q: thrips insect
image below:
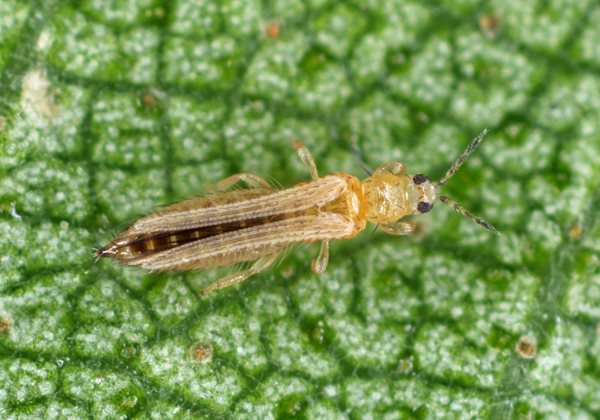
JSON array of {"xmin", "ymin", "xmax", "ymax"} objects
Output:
[{"xmin": 97, "ymin": 130, "xmax": 499, "ymax": 295}]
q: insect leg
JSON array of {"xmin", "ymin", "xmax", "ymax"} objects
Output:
[
  {"xmin": 200, "ymin": 253, "xmax": 279, "ymax": 296},
  {"xmin": 373, "ymin": 161, "xmax": 406, "ymax": 176},
  {"xmin": 292, "ymin": 140, "xmax": 319, "ymax": 180},
  {"xmin": 204, "ymin": 173, "xmax": 273, "ymax": 192},
  {"xmin": 311, "ymin": 240, "xmax": 329, "ymax": 274},
  {"xmin": 380, "ymin": 221, "xmax": 415, "ymax": 236}
]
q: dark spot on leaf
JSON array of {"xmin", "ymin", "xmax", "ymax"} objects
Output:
[
  {"xmin": 0, "ymin": 318, "xmax": 11, "ymax": 336},
  {"xmin": 479, "ymin": 15, "xmax": 500, "ymax": 37},
  {"xmin": 515, "ymin": 335, "xmax": 537, "ymax": 359},
  {"xmin": 189, "ymin": 342, "xmax": 213, "ymax": 364},
  {"xmin": 139, "ymin": 89, "xmax": 163, "ymax": 113},
  {"xmin": 120, "ymin": 345, "xmax": 138, "ymax": 360},
  {"xmin": 569, "ymin": 225, "xmax": 582, "ymax": 238},
  {"xmin": 265, "ymin": 21, "xmax": 281, "ymax": 39}
]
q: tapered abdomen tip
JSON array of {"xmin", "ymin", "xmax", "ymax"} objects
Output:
[{"xmin": 96, "ymin": 243, "xmax": 118, "ymax": 259}]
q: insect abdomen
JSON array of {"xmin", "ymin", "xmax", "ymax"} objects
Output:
[{"xmin": 97, "ymin": 213, "xmax": 302, "ymax": 262}]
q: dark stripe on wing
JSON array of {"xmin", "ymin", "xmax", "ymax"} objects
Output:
[{"xmin": 98, "ymin": 213, "xmax": 303, "ymax": 261}]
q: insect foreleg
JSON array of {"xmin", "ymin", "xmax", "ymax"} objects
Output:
[
  {"xmin": 203, "ymin": 173, "xmax": 273, "ymax": 192},
  {"xmin": 380, "ymin": 221, "xmax": 415, "ymax": 236},
  {"xmin": 311, "ymin": 240, "xmax": 330, "ymax": 274},
  {"xmin": 292, "ymin": 140, "xmax": 319, "ymax": 180},
  {"xmin": 374, "ymin": 161, "xmax": 406, "ymax": 176},
  {"xmin": 200, "ymin": 253, "xmax": 279, "ymax": 296}
]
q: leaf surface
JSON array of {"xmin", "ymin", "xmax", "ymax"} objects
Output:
[{"xmin": 1, "ymin": 0, "xmax": 599, "ymax": 418}]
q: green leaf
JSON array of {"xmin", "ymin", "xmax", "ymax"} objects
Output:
[{"xmin": 1, "ymin": 0, "xmax": 599, "ymax": 417}]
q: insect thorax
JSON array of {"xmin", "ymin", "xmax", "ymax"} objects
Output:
[
  {"xmin": 361, "ymin": 172, "xmax": 414, "ymax": 225},
  {"xmin": 321, "ymin": 174, "xmax": 368, "ymax": 237}
]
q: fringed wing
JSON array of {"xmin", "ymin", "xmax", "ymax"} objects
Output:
[
  {"xmin": 129, "ymin": 213, "xmax": 356, "ymax": 271},
  {"xmin": 125, "ymin": 175, "xmax": 346, "ymax": 235}
]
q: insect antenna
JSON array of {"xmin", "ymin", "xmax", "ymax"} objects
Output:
[
  {"xmin": 435, "ymin": 129, "xmax": 500, "ymax": 234},
  {"xmin": 358, "ymin": 163, "xmax": 372, "ymax": 176},
  {"xmin": 438, "ymin": 195, "xmax": 500, "ymax": 234},
  {"xmin": 349, "ymin": 143, "xmax": 373, "ymax": 176},
  {"xmin": 436, "ymin": 129, "xmax": 488, "ymax": 186}
]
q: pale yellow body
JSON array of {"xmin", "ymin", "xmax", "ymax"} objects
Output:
[{"xmin": 98, "ymin": 141, "xmax": 461, "ymax": 295}]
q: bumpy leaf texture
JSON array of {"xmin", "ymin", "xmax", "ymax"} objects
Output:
[{"xmin": 1, "ymin": 0, "xmax": 599, "ymax": 418}]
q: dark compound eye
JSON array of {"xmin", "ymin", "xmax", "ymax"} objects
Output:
[
  {"xmin": 413, "ymin": 174, "xmax": 429, "ymax": 185},
  {"xmin": 417, "ymin": 201, "xmax": 433, "ymax": 213}
]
